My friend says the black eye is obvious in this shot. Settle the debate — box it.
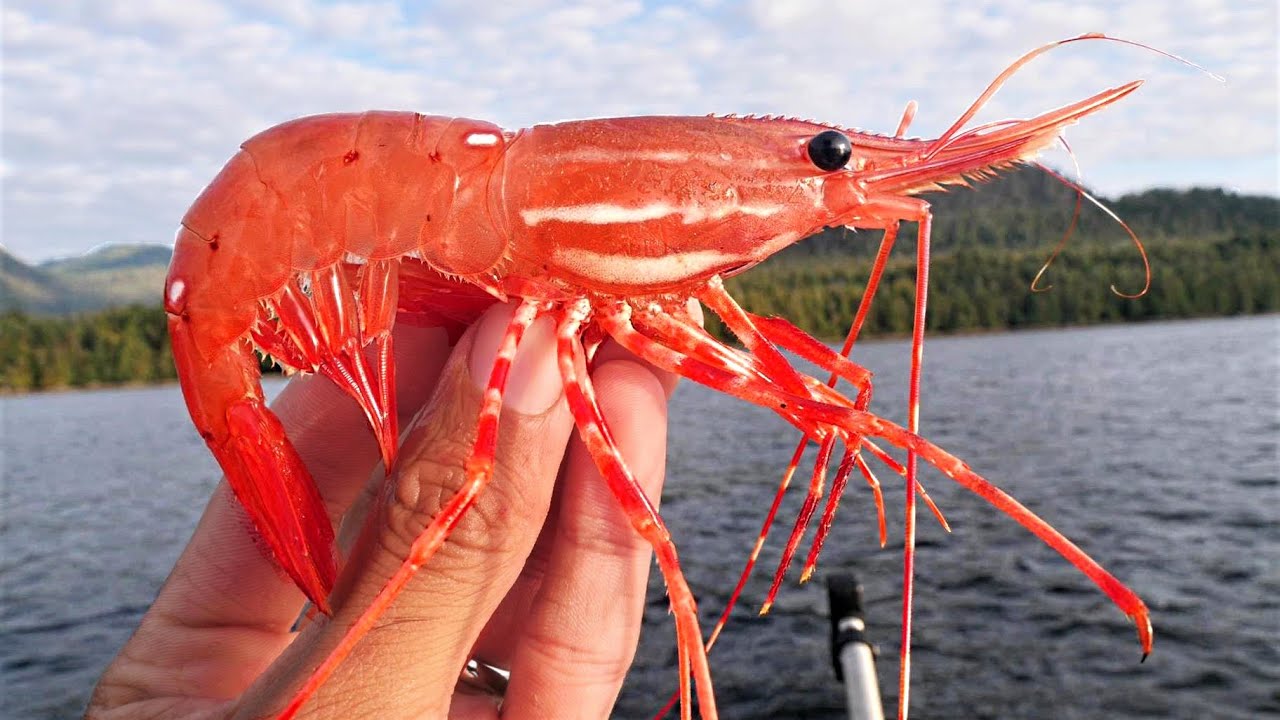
[807,130,852,171]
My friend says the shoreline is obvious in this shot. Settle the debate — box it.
[5,312,1273,397]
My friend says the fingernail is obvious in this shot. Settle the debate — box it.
[469,303,563,415]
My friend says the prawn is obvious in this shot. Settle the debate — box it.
[165,34,1175,720]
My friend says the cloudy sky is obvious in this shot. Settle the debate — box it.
[3,0,1276,262]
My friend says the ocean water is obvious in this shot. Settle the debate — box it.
[3,315,1277,719]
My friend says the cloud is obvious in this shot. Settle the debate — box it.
[2,0,1275,261]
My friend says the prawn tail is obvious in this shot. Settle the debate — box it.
[864,80,1142,197]
[169,313,338,614]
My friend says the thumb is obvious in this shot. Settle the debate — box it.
[240,302,574,720]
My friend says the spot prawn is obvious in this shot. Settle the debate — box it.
[160,33,1212,720]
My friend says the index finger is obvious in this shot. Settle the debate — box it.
[91,323,454,706]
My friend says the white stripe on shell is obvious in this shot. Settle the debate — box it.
[520,202,782,227]
[551,245,739,285]
[465,132,501,146]
[549,148,692,164]
[543,148,793,170]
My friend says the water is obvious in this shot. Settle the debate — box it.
[3,316,1277,719]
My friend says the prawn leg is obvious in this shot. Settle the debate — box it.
[599,303,1153,707]
[699,288,864,595]
[802,447,863,579]
[272,267,399,472]
[900,205,932,718]
[736,311,957,557]
[557,302,717,720]
[681,199,935,717]
[630,304,855,714]
[354,258,403,470]
[689,223,900,652]
[697,280,857,606]
[276,299,541,720]
[740,220,907,564]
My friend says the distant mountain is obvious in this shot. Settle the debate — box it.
[40,243,174,274]
[1,246,66,312]
[1,243,171,314]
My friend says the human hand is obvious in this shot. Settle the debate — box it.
[88,301,680,719]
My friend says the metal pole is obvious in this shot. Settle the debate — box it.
[828,573,885,720]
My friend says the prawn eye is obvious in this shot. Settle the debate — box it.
[807,130,852,171]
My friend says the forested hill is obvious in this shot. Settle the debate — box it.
[2,167,1275,315]
[786,166,1279,257]
[717,167,1277,341]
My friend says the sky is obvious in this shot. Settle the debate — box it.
[2,0,1276,262]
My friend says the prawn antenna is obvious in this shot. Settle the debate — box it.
[1030,189,1083,294]
[1036,163,1151,298]
[923,33,1224,162]
[1030,135,1086,294]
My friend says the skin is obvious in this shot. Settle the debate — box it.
[88,301,687,719]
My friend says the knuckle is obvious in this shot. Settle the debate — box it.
[375,380,559,586]
[555,505,649,564]
[524,622,636,688]
[513,529,554,589]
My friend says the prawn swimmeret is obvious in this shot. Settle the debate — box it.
[165,35,1186,720]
